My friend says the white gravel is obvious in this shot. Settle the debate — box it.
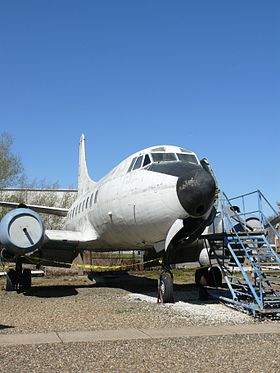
[128,292,252,324]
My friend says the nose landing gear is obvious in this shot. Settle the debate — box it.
[157,260,174,303]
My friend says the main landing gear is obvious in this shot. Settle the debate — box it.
[5,260,32,292]
[157,260,174,304]
[195,266,222,300]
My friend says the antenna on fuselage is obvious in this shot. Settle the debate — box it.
[78,134,96,196]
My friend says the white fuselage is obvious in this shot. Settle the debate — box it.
[66,170,186,249]
[63,144,216,251]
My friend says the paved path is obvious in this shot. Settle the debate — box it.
[0,323,279,345]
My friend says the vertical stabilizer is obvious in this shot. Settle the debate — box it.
[78,134,96,196]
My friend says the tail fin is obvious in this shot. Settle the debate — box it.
[78,134,96,196]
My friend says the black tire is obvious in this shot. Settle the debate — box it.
[6,269,17,291]
[158,271,174,303]
[195,267,209,286]
[208,266,222,287]
[22,269,32,290]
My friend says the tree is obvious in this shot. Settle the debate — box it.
[0,132,76,229]
[0,183,76,229]
[0,132,24,188]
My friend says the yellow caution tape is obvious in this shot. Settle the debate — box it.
[0,265,14,271]
[23,255,163,271]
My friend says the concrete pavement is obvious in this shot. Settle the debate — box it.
[0,323,279,346]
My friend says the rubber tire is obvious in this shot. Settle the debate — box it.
[195,267,209,286]
[208,266,222,288]
[159,272,174,303]
[22,268,32,290]
[6,269,17,291]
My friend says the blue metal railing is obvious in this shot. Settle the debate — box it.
[209,190,280,315]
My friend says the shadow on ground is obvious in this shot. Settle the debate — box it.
[22,272,219,305]
[88,271,220,305]
[23,285,79,298]
[0,325,14,330]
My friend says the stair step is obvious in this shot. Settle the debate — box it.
[264,300,280,304]
[229,258,245,264]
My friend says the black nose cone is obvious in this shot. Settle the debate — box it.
[176,167,216,217]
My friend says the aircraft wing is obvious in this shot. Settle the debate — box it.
[27,229,100,267]
[18,229,85,267]
[45,229,83,242]
[1,218,100,266]
[0,201,68,217]
[44,229,98,247]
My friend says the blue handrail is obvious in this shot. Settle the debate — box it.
[209,190,280,316]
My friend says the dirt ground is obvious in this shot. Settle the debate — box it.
[0,270,279,372]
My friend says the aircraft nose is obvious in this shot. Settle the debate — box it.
[176,166,216,217]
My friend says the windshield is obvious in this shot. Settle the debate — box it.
[128,151,199,172]
[177,153,198,165]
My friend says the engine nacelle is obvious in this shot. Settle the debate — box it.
[0,208,45,258]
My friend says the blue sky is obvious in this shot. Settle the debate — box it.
[0,1,279,207]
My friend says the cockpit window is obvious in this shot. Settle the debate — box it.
[127,157,137,172]
[177,153,198,164]
[133,155,143,170]
[151,153,177,162]
[143,154,151,167]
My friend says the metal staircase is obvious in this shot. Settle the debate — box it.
[205,190,280,317]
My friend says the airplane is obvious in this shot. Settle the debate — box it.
[0,135,220,302]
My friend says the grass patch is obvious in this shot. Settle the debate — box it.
[134,268,198,284]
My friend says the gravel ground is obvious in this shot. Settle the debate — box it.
[0,274,258,334]
[0,273,279,372]
[0,334,279,372]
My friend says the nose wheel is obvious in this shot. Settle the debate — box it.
[157,261,174,303]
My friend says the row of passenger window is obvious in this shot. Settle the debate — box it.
[68,190,98,219]
[127,153,198,173]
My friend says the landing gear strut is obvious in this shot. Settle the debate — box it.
[157,260,174,303]
[5,260,32,292]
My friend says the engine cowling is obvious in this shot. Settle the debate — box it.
[0,208,45,258]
